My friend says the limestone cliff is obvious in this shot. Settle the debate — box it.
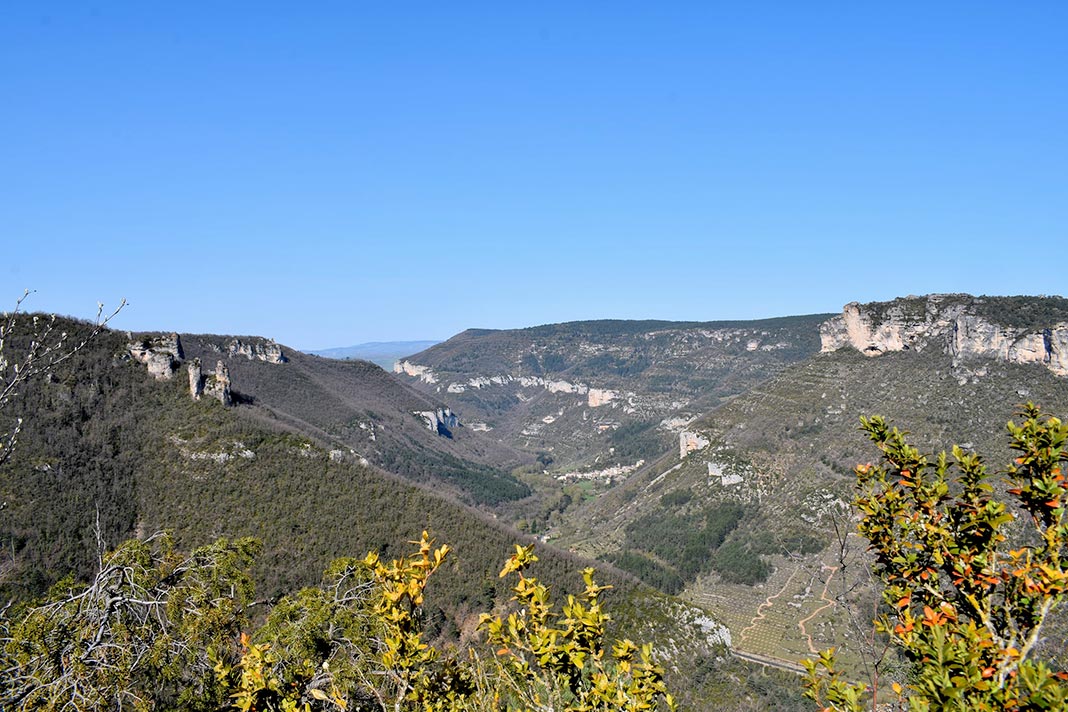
[128,333,184,380]
[187,358,232,406]
[227,338,287,363]
[130,332,272,405]
[819,294,1068,376]
[204,360,232,406]
[394,360,438,383]
[188,359,204,400]
[415,407,459,437]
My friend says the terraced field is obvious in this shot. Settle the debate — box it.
[686,532,877,675]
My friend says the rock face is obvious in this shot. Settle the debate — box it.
[128,333,184,380]
[587,388,618,407]
[819,295,1068,377]
[415,408,459,437]
[227,338,286,363]
[187,358,231,406]
[394,360,438,383]
[188,359,204,400]
[130,332,291,405]
[203,361,232,406]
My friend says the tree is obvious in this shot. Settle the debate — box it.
[1,533,257,711]
[2,529,676,711]
[0,290,125,466]
[804,404,1068,711]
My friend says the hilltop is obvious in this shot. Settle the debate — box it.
[392,314,831,475]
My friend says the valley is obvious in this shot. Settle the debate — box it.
[3,293,1067,709]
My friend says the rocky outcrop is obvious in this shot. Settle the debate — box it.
[951,316,1068,375]
[132,333,287,404]
[415,408,458,437]
[204,361,232,406]
[819,295,1068,377]
[188,359,204,400]
[128,333,184,380]
[395,360,438,383]
[187,358,231,406]
[227,338,286,363]
[818,299,955,356]
[679,430,709,458]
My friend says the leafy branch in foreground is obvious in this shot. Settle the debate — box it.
[482,544,676,712]
[1,534,257,711]
[804,404,1068,711]
[2,531,675,711]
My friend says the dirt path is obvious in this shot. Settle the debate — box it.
[797,564,839,653]
[740,567,800,645]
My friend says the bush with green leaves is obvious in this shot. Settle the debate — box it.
[805,404,1068,711]
[482,543,676,712]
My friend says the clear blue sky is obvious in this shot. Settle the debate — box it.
[4,3,1065,350]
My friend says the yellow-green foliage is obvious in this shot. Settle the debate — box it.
[1,534,258,711]
[2,533,675,712]
[805,404,1068,711]
[482,544,676,711]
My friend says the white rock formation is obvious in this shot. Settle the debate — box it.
[555,459,644,483]
[679,430,710,458]
[394,360,438,383]
[188,359,204,400]
[228,338,286,363]
[415,407,458,434]
[709,461,743,486]
[659,416,693,432]
[819,296,1068,376]
[203,361,232,406]
[128,333,183,380]
[186,358,232,406]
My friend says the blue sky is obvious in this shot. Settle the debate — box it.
[4,3,1065,349]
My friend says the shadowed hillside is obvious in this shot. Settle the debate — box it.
[179,334,532,506]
